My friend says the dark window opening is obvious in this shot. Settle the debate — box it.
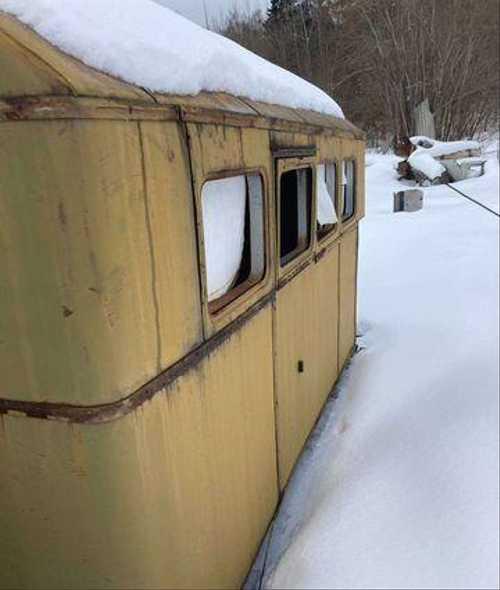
[234,197,252,285]
[280,168,312,266]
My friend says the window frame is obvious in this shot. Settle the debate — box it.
[341,158,357,224]
[276,157,315,277]
[316,160,340,241]
[199,168,269,316]
[279,167,313,266]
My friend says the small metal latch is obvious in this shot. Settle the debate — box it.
[297,360,304,373]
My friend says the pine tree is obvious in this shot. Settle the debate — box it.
[267,0,298,22]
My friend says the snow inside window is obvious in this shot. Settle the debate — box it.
[280,168,313,266]
[317,163,338,237]
[201,174,265,310]
[342,160,356,221]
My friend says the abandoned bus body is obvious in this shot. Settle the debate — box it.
[0,11,365,589]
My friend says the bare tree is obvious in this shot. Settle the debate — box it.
[218,0,499,142]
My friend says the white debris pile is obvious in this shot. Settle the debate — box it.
[398,135,483,185]
[0,0,344,117]
[410,136,481,159]
[407,150,446,182]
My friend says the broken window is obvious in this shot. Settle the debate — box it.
[201,173,265,312]
[342,160,356,221]
[280,168,312,266]
[317,163,338,238]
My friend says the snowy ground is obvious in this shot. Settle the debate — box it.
[253,144,499,590]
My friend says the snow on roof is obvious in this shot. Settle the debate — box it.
[410,136,480,158]
[0,0,344,118]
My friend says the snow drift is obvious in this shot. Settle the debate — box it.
[259,148,499,589]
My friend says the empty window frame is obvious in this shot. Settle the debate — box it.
[201,173,265,312]
[280,167,313,266]
[342,160,356,221]
[316,163,338,238]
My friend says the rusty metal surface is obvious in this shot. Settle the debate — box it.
[0,95,178,122]
[271,145,317,159]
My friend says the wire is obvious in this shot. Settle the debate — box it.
[445,183,500,219]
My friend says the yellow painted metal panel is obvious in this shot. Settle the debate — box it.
[338,228,358,371]
[315,247,341,394]
[297,109,365,140]
[154,91,259,116]
[0,119,201,405]
[244,100,305,123]
[356,145,366,220]
[275,246,339,488]
[0,307,277,590]
[188,123,245,176]
[0,30,71,97]
[270,130,315,151]
[138,121,203,374]
[187,123,275,337]
[315,133,343,164]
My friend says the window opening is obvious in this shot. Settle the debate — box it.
[201,173,265,311]
[317,163,338,238]
[280,167,312,266]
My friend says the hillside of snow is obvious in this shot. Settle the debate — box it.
[0,0,343,117]
[251,144,500,590]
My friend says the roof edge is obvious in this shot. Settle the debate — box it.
[0,11,364,139]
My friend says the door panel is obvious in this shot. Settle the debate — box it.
[274,245,339,489]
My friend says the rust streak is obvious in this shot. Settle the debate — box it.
[137,121,162,373]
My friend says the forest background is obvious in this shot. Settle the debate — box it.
[217,0,499,146]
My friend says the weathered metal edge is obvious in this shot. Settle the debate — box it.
[0,95,178,122]
[0,293,274,425]
[271,146,317,159]
[0,95,364,140]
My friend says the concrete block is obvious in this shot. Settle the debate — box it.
[393,189,424,213]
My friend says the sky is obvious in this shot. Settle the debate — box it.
[154,0,270,26]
